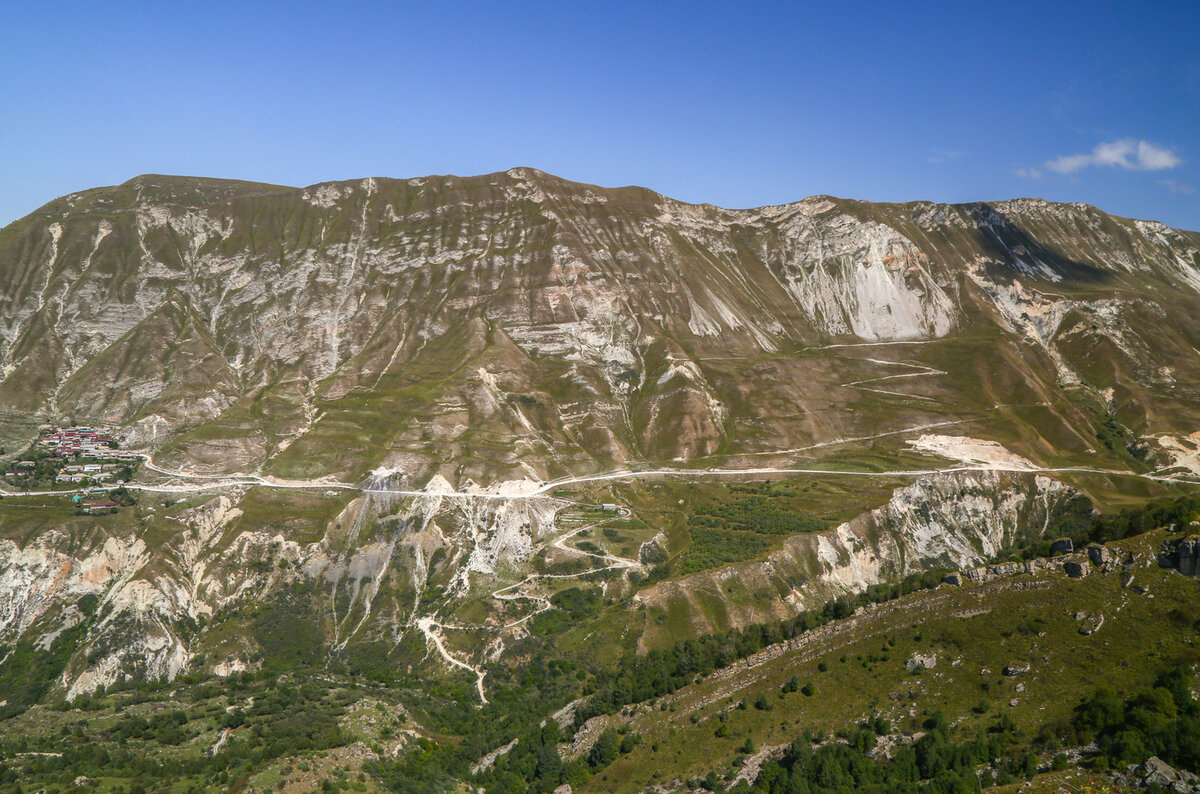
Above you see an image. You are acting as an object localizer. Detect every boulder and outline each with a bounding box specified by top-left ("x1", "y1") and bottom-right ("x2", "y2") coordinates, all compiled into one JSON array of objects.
[
  {"x1": 1087, "y1": 544, "x2": 1113, "y2": 567},
  {"x1": 1003, "y1": 664, "x2": 1029, "y2": 677},
  {"x1": 1176, "y1": 536, "x2": 1200, "y2": 577},
  {"x1": 1050, "y1": 538, "x2": 1074, "y2": 556},
  {"x1": 905, "y1": 653, "x2": 937, "y2": 672},
  {"x1": 1138, "y1": 756, "x2": 1180, "y2": 787},
  {"x1": 943, "y1": 572, "x2": 963, "y2": 586},
  {"x1": 1077, "y1": 613, "x2": 1104, "y2": 635},
  {"x1": 1064, "y1": 560, "x2": 1089, "y2": 578}
]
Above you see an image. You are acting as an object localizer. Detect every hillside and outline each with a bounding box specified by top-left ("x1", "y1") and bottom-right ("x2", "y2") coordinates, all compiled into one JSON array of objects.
[{"x1": 1, "y1": 171, "x2": 1200, "y2": 791}]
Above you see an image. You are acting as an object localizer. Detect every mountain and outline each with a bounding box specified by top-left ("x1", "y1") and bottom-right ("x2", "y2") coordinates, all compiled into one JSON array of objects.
[
  {"x1": 1, "y1": 170, "x2": 1199, "y2": 792},
  {"x1": 3, "y1": 169, "x2": 1200, "y2": 479}
]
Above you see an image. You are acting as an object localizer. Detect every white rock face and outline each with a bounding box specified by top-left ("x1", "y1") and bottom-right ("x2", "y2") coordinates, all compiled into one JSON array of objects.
[
  {"x1": 853, "y1": 472, "x2": 1067, "y2": 568},
  {"x1": 640, "y1": 471, "x2": 1071, "y2": 631},
  {"x1": 1153, "y1": 431, "x2": 1200, "y2": 478},
  {"x1": 0, "y1": 470, "x2": 582, "y2": 698},
  {"x1": 907, "y1": 435, "x2": 1037, "y2": 470},
  {"x1": 0, "y1": 493, "x2": 334, "y2": 697},
  {"x1": 0, "y1": 529, "x2": 191, "y2": 697},
  {"x1": 448, "y1": 487, "x2": 565, "y2": 590},
  {"x1": 773, "y1": 213, "x2": 959, "y2": 341}
]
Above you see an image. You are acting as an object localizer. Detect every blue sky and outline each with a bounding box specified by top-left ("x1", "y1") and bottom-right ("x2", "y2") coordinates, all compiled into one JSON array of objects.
[{"x1": 2, "y1": 1, "x2": 1198, "y2": 229}]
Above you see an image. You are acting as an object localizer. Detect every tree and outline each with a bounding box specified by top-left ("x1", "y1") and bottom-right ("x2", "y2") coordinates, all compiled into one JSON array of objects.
[
  {"x1": 588, "y1": 729, "x2": 619, "y2": 768},
  {"x1": 533, "y1": 741, "x2": 562, "y2": 784},
  {"x1": 1074, "y1": 689, "x2": 1125, "y2": 739}
]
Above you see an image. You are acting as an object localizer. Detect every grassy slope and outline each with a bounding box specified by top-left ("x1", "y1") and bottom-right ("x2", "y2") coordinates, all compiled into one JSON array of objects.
[{"x1": 577, "y1": 529, "x2": 1200, "y2": 793}]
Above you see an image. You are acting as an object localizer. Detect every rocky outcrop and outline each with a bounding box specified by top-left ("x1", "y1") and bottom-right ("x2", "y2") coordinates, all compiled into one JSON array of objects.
[
  {"x1": 638, "y1": 539, "x2": 667, "y2": 566},
  {"x1": 1115, "y1": 756, "x2": 1200, "y2": 792},
  {"x1": 0, "y1": 494, "x2": 340, "y2": 697},
  {"x1": 0, "y1": 476, "x2": 580, "y2": 700},
  {"x1": 0, "y1": 529, "x2": 200, "y2": 697},
  {"x1": 637, "y1": 471, "x2": 1073, "y2": 637},
  {"x1": 962, "y1": 558, "x2": 1049, "y2": 583}
]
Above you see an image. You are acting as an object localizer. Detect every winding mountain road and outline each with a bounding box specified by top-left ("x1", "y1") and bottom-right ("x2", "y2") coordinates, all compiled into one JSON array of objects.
[
  {"x1": 416, "y1": 617, "x2": 490, "y2": 704},
  {"x1": 416, "y1": 511, "x2": 643, "y2": 704},
  {"x1": 4, "y1": 451, "x2": 1200, "y2": 503}
]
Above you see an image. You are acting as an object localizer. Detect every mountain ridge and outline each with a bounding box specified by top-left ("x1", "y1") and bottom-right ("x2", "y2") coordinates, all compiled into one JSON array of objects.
[{"x1": 16, "y1": 167, "x2": 1200, "y2": 234}]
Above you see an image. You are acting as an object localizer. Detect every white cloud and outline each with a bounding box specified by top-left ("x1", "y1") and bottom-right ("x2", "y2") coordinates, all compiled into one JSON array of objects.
[
  {"x1": 926, "y1": 148, "x2": 965, "y2": 164},
  {"x1": 1137, "y1": 142, "x2": 1184, "y2": 170},
  {"x1": 1158, "y1": 178, "x2": 1196, "y2": 196},
  {"x1": 1045, "y1": 152, "x2": 1095, "y2": 174},
  {"x1": 1043, "y1": 138, "x2": 1183, "y2": 175},
  {"x1": 1014, "y1": 167, "x2": 1043, "y2": 179}
]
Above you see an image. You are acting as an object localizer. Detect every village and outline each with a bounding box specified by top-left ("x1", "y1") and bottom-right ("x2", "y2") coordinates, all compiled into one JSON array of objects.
[{"x1": 1, "y1": 425, "x2": 139, "y2": 513}]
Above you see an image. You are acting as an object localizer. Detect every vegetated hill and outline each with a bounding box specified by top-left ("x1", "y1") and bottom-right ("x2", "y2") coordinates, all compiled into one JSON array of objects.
[{"x1": 1, "y1": 171, "x2": 1200, "y2": 791}]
